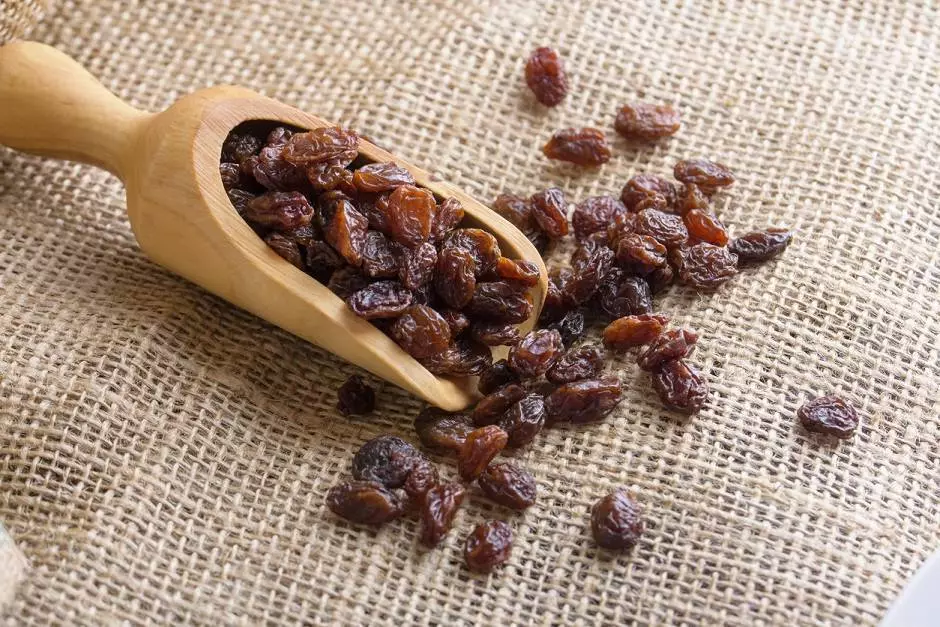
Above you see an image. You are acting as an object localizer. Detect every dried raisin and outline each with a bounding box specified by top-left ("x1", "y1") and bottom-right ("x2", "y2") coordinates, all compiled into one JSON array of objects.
[
  {"x1": 543, "y1": 128, "x2": 612, "y2": 166},
  {"x1": 347, "y1": 280, "x2": 413, "y2": 319},
  {"x1": 457, "y1": 425, "x2": 508, "y2": 480},
  {"x1": 545, "y1": 377, "x2": 623, "y2": 423},
  {"x1": 684, "y1": 209, "x2": 729, "y2": 246},
  {"x1": 572, "y1": 196, "x2": 628, "y2": 240},
  {"x1": 386, "y1": 184, "x2": 436, "y2": 247},
  {"x1": 524, "y1": 47, "x2": 568, "y2": 107},
  {"x1": 326, "y1": 481, "x2": 406, "y2": 525},
  {"x1": 674, "y1": 159, "x2": 735, "y2": 193},
  {"x1": 508, "y1": 329, "x2": 564, "y2": 378},
  {"x1": 651, "y1": 359, "x2": 709, "y2": 414},
  {"x1": 434, "y1": 247, "x2": 477, "y2": 309},
  {"x1": 591, "y1": 489, "x2": 644, "y2": 550},
  {"x1": 636, "y1": 328, "x2": 698, "y2": 371},
  {"x1": 336, "y1": 374, "x2": 376, "y2": 416},
  {"x1": 351, "y1": 435, "x2": 423, "y2": 488},
  {"x1": 471, "y1": 322, "x2": 521, "y2": 347},
  {"x1": 797, "y1": 395, "x2": 859, "y2": 438},
  {"x1": 390, "y1": 305, "x2": 451, "y2": 359},
  {"x1": 479, "y1": 463, "x2": 537, "y2": 510},
  {"x1": 603, "y1": 314, "x2": 669, "y2": 350},
  {"x1": 325, "y1": 199, "x2": 369, "y2": 266},
  {"x1": 546, "y1": 345, "x2": 606, "y2": 383},
  {"x1": 614, "y1": 103, "x2": 681, "y2": 140},
  {"x1": 420, "y1": 482, "x2": 466, "y2": 547},
  {"x1": 414, "y1": 408, "x2": 475, "y2": 451},
  {"x1": 529, "y1": 188, "x2": 570, "y2": 238},
  {"x1": 243, "y1": 191, "x2": 314, "y2": 231},
  {"x1": 728, "y1": 229, "x2": 792, "y2": 264},
  {"x1": 499, "y1": 393, "x2": 546, "y2": 448},
  {"x1": 676, "y1": 243, "x2": 739, "y2": 289},
  {"x1": 464, "y1": 520, "x2": 513, "y2": 573},
  {"x1": 471, "y1": 384, "x2": 527, "y2": 426},
  {"x1": 478, "y1": 360, "x2": 521, "y2": 395},
  {"x1": 621, "y1": 174, "x2": 677, "y2": 212},
  {"x1": 352, "y1": 162, "x2": 415, "y2": 192}
]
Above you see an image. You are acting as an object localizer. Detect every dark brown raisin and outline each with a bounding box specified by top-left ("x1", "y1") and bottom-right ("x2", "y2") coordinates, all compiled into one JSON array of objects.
[
  {"x1": 221, "y1": 131, "x2": 262, "y2": 165},
  {"x1": 566, "y1": 245, "x2": 615, "y2": 305},
  {"x1": 546, "y1": 345, "x2": 606, "y2": 384},
  {"x1": 326, "y1": 481, "x2": 406, "y2": 525},
  {"x1": 684, "y1": 209, "x2": 729, "y2": 246},
  {"x1": 508, "y1": 329, "x2": 564, "y2": 378},
  {"x1": 414, "y1": 408, "x2": 475, "y2": 451},
  {"x1": 524, "y1": 46, "x2": 568, "y2": 107},
  {"x1": 440, "y1": 309, "x2": 470, "y2": 337},
  {"x1": 359, "y1": 192, "x2": 392, "y2": 233},
  {"x1": 457, "y1": 425, "x2": 508, "y2": 480},
  {"x1": 676, "y1": 184, "x2": 710, "y2": 215},
  {"x1": 499, "y1": 393, "x2": 546, "y2": 448},
  {"x1": 572, "y1": 196, "x2": 628, "y2": 240},
  {"x1": 306, "y1": 240, "x2": 346, "y2": 276},
  {"x1": 283, "y1": 127, "x2": 358, "y2": 167},
  {"x1": 245, "y1": 144, "x2": 309, "y2": 191},
  {"x1": 336, "y1": 374, "x2": 376, "y2": 416},
  {"x1": 360, "y1": 230, "x2": 400, "y2": 278},
  {"x1": 420, "y1": 482, "x2": 466, "y2": 547},
  {"x1": 545, "y1": 377, "x2": 623, "y2": 423},
  {"x1": 306, "y1": 162, "x2": 355, "y2": 192},
  {"x1": 220, "y1": 162, "x2": 245, "y2": 191},
  {"x1": 529, "y1": 188, "x2": 570, "y2": 238},
  {"x1": 243, "y1": 191, "x2": 314, "y2": 231},
  {"x1": 674, "y1": 159, "x2": 735, "y2": 193},
  {"x1": 390, "y1": 305, "x2": 451, "y2": 359},
  {"x1": 596, "y1": 270, "x2": 653, "y2": 318},
  {"x1": 325, "y1": 200, "x2": 369, "y2": 266},
  {"x1": 651, "y1": 359, "x2": 709, "y2": 414},
  {"x1": 351, "y1": 435, "x2": 423, "y2": 488},
  {"x1": 421, "y1": 339, "x2": 493, "y2": 376},
  {"x1": 676, "y1": 243, "x2": 739, "y2": 289},
  {"x1": 464, "y1": 520, "x2": 513, "y2": 573},
  {"x1": 445, "y1": 228, "x2": 502, "y2": 276},
  {"x1": 398, "y1": 242, "x2": 438, "y2": 290},
  {"x1": 492, "y1": 257, "x2": 540, "y2": 287},
  {"x1": 615, "y1": 233, "x2": 668, "y2": 275},
  {"x1": 283, "y1": 223, "x2": 319, "y2": 247},
  {"x1": 614, "y1": 103, "x2": 681, "y2": 140},
  {"x1": 467, "y1": 282, "x2": 533, "y2": 324},
  {"x1": 385, "y1": 184, "x2": 436, "y2": 247},
  {"x1": 728, "y1": 229, "x2": 793, "y2": 264},
  {"x1": 471, "y1": 384, "x2": 527, "y2": 426},
  {"x1": 491, "y1": 194, "x2": 533, "y2": 230},
  {"x1": 227, "y1": 188, "x2": 256, "y2": 217},
  {"x1": 478, "y1": 360, "x2": 521, "y2": 395},
  {"x1": 797, "y1": 395, "x2": 859, "y2": 439},
  {"x1": 621, "y1": 174, "x2": 677, "y2": 212},
  {"x1": 327, "y1": 267, "x2": 371, "y2": 299},
  {"x1": 263, "y1": 232, "x2": 304, "y2": 269},
  {"x1": 603, "y1": 314, "x2": 669, "y2": 350},
  {"x1": 347, "y1": 280, "x2": 413, "y2": 319},
  {"x1": 646, "y1": 264, "x2": 675, "y2": 294},
  {"x1": 434, "y1": 247, "x2": 477, "y2": 309},
  {"x1": 471, "y1": 322, "x2": 521, "y2": 347},
  {"x1": 403, "y1": 458, "x2": 440, "y2": 504},
  {"x1": 545, "y1": 309, "x2": 586, "y2": 346},
  {"x1": 479, "y1": 463, "x2": 537, "y2": 510},
  {"x1": 636, "y1": 329, "x2": 698, "y2": 371},
  {"x1": 543, "y1": 128, "x2": 612, "y2": 166},
  {"x1": 539, "y1": 267, "x2": 575, "y2": 323},
  {"x1": 591, "y1": 489, "x2": 644, "y2": 550},
  {"x1": 635, "y1": 208, "x2": 688, "y2": 247},
  {"x1": 352, "y1": 162, "x2": 415, "y2": 192},
  {"x1": 430, "y1": 197, "x2": 465, "y2": 243},
  {"x1": 264, "y1": 126, "x2": 294, "y2": 148}
]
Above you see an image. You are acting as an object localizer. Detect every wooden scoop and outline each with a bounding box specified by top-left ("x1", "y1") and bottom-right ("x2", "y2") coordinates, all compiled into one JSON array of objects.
[{"x1": 0, "y1": 41, "x2": 547, "y2": 411}]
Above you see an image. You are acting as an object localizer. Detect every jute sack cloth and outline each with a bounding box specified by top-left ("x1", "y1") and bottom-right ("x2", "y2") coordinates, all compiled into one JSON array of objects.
[{"x1": 1, "y1": 0, "x2": 938, "y2": 624}]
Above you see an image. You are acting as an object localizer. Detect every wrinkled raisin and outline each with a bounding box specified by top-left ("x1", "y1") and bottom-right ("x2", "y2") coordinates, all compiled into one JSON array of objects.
[
  {"x1": 386, "y1": 184, "x2": 436, "y2": 247},
  {"x1": 615, "y1": 233, "x2": 668, "y2": 275},
  {"x1": 264, "y1": 232, "x2": 304, "y2": 269},
  {"x1": 545, "y1": 309, "x2": 586, "y2": 346},
  {"x1": 499, "y1": 393, "x2": 546, "y2": 448},
  {"x1": 328, "y1": 267, "x2": 371, "y2": 299},
  {"x1": 471, "y1": 322, "x2": 521, "y2": 346},
  {"x1": 421, "y1": 338, "x2": 493, "y2": 376},
  {"x1": 492, "y1": 257, "x2": 540, "y2": 287},
  {"x1": 352, "y1": 162, "x2": 415, "y2": 192},
  {"x1": 635, "y1": 208, "x2": 688, "y2": 247},
  {"x1": 596, "y1": 270, "x2": 653, "y2": 318},
  {"x1": 684, "y1": 209, "x2": 729, "y2": 246},
  {"x1": 434, "y1": 247, "x2": 477, "y2": 309},
  {"x1": 651, "y1": 359, "x2": 709, "y2": 414},
  {"x1": 646, "y1": 264, "x2": 675, "y2": 294},
  {"x1": 445, "y1": 228, "x2": 502, "y2": 276},
  {"x1": 479, "y1": 463, "x2": 537, "y2": 510},
  {"x1": 283, "y1": 127, "x2": 358, "y2": 167},
  {"x1": 591, "y1": 489, "x2": 644, "y2": 550},
  {"x1": 325, "y1": 200, "x2": 369, "y2": 266},
  {"x1": 546, "y1": 345, "x2": 606, "y2": 384},
  {"x1": 360, "y1": 230, "x2": 400, "y2": 278},
  {"x1": 676, "y1": 184, "x2": 709, "y2": 214},
  {"x1": 508, "y1": 329, "x2": 564, "y2": 378},
  {"x1": 614, "y1": 103, "x2": 681, "y2": 140},
  {"x1": 306, "y1": 162, "x2": 355, "y2": 192},
  {"x1": 351, "y1": 435, "x2": 423, "y2": 488},
  {"x1": 227, "y1": 188, "x2": 256, "y2": 217},
  {"x1": 420, "y1": 482, "x2": 466, "y2": 546},
  {"x1": 245, "y1": 144, "x2": 308, "y2": 191},
  {"x1": 265, "y1": 126, "x2": 294, "y2": 148},
  {"x1": 545, "y1": 377, "x2": 623, "y2": 423},
  {"x1": 359, "y1": 192, "x2": 392, "y2": 233},
  {"x1": 467, "y1": 282, "x2": 533, "y2": 324},
  {"x1": 566, "y1": 245, "x2": 615, "y2": 305},
  {"x1": 471, "y1": 384, "x2": 527, "y2": 426},
  {"x1": 390, "y1": 305, "x2": 451, "y2": 359},
  {"x1": 431, "y1": 197, "x2": 465, "y2": 243},
  {"x1": 464, "y1": 520, "x2": 513, "y2": 573},
  {"x1": 222, "y1": 132, "x2": 262, "y2": 165},
  {"x1": 347, "y1": 280, "x2": 413, "y2": 319},
  {"x1": 243, "y1": 191, "x2": 314, "y2": 231},
  {"x1": 306, "y1": 240, "x2": 346, "y2": 277},
  {"x1": 326, "y1": 481, "x2": 406, "y2": 525},
  {"x1": 728, "y1": 229, "x2": 792, "y2": 264},
  {"x1": 572, "y1": 196, "x2": 628, "y2": 240},
  {"x1": 539, "y1": 267, "x2": 575, "y2": 323},
  {"x1": 524, "y1": 47, "x2": 568, "y2": 107},
  {"x1": 674, "y1": 159, "x2": 735, "y2": 193},
  {"x1": 220, "y1": 162, "x2": 245, "y2": 191},
  {"x1": 621, "y1": 174, "x2": 677, "y2": 212},
  {"x1": 414, "y1": 408, "x2": 475, "y2": 451},
  {"x1": 543, "y1": 128, "x2": 612, "y2": 166},
  {"x1": 491, "y1": 194, "x2": 533, "y2": 230},
  {"x1": 398, "y1": 242, "x2": 438, "y2": 290},
  {"x1": 637, "y1": 328, "x2": 698, "y2": 371},
  {"x1": 403, "y1": 458, "x2": 440, "y2": 504},
  {"x1": 529, "y1": 188, "x2": 570, "y2": 238},
  {"x1": 603, "y1": 314, "x2": 669, "y2": 350},
  {"x1": 676, "y1": 243, "x2": 739, "y2": 289},
  {"x1": 336, "y1": 374, "x2": 376, "y2": 416},
  {"x1": 797, "y1": 395, "x2": 859, "y2": 438},
  {"x1": 478, "y1": 360, "x2": 521, "y2": 395},
  {"x1": 457, "y1": 425, "x2": 508, "y2": 480}
]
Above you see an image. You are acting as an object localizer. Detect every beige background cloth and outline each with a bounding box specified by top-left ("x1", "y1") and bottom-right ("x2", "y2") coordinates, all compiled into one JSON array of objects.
[{"x1": 1, "y1": 0, "x2": 938, "y2": 624}]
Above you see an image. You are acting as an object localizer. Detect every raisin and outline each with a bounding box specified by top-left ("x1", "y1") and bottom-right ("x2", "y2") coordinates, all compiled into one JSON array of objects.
[
  {"x1": 545, "y1": 309, "x2": 586, "y2": 346},
  {"x1": 684, "y1": 209, "x2": 729, "y2": 246},
  {"x1": 283, "y1": 127, "x2": 358, "y2": 167},
  {"x1": 615, "y1": 233, "x2": 668, "y2": 275},
  {"x1": 676, "y1": 243, "x2": 739, "y2": 289},
  {"x1": 264, "y1": 232, "x2": 304, "y2": 269},
  {"x1": 539, "y1": 267, "x2": 575, "y2": 322},
  {"x1": 591, "y1": 489, "x2": 644, "y2": 550},
  {"x1": 457, "y1": 425, "x2": 508, "y2": 480},
  {"x1": 471, "y1": 322, "x2": 520, "y2": 347},
  {"x1": 545, "y1": 377, "x2": 623, "y2": 423},
  {"x1": 445, "y1": 229, "x2": 502, "y2": 276},
  {"x1": 614, "y1": 103, "x2": 681, "y2": 140},
  {"x1": 403, "y1": 458, "x2": 440, "y2": 504},
  {"x1": 336, "y1": 374, "x2": 376, "y2": 416},
  {"x1": 572, "y1": 196, "x2": 628, "y2": 240},
  {"x1": 524, "y1": 46, "x2": 568, "y2": 107},
  {"x1": 607, "y1": 212, "x2": 639, "y2": 248},
  {"x1": 566, "y1": 245, "x2": 615, "y2": 305},
  {"x1": 471, "y1": 384, "x2": 527, "y2": 426},
  {"x1": 283, "y1": 224, "x2": 319, "y2": 247},
  {"x1": 326, "y1": 481, "x2": 406, "y2": 525},
  {"x1": 440, "y1": 309, "x2": 470, "y2": 337},
  {"x1": 491, "y1": 194, "x2": 533, "y2": 231},
  {"x1": 621, "y1": 174, "x2": 677, "y2": 212},
  {"x1": 264, "y1": 126, "x2": 294, "y2": 148},
  {"x1": 464, "y1": 520, "x2": 513, "y2": 573},
  {"x1": 728, "y1": 229, "x2": 792, "y2": 264},
  {"x1": 386, "y1": 184, "x2": 436, "y2": 248},
  {"x1": 467, "y1": 282, "x2": 533, "y2": 324},
  {"x1": 220, "y1": 162, "x2": 245, "y2": 191},
  {"x1": 421, "y1": 339, "x2": 493, "y2": 376},
  {"x1": 390, "y1": 305, "x2": 451, "y2": 359},
  {"x1": 325, "y1": 199, "x2": 369, "y2": 266},
  {"x1": 351, "y1": 435, "x2": 423, "y2": 488},
  {"x1": 433, "y1": 247, "x2": 477, "y2": 309},
  {"x1": 227, "y1": 188, "x2": 256, "y2": 217},
  {"x1": 529, "y1": 188, "x2": 570, "y2": 238},
  {"x1": 543, "y1": 128, "x2": 612, "y2": 166},
  {"x1": 478, "y1": 360, "x2": 521, "y2": 395},
  {"x1": 359, "y1": 192, "x2": 392, "y2": 233},
  {"x1": 546, "y1": 345, "x2": 606, "y2": 384},
  {"x1": 352, "y1": 162, "x2": 415, "y2": 192},
  {"x1": 243, "y1": 191, "x2": 314, "y2": 231},
  {"x1": 360, "y1": 230, "x2": 400, "y2": 278},
  {"x1": 398, "y1": 242, "x2": 438, "y2": 290},
  {"x1": 420, "y1": 482, "x2": 466, "y2": 547},
  {"x1": 347, "y1": 280, "x2": 413, "y2": 319},
  {"x1": 646, "y1": 264, "x2": 675, "y2": 294},
  {"x1": 676, "y1": 184, "x2": 710, "y2": 215},
  {"x1": 414, "y1": 408, "x2": 475, "y2": 451},
  {"x1": 508, "y1": 329, "x2": 564, "y2": 378},
  {"x1": 651, "y1": 359, "x2": 709, "y2": 414},
  {"x1": 635, "y1": 208, "x2": 688, "y2": 248},
  {"x1": 306, "y1": 240, "x2": 345, "y2": 274},
  {"x1": 498, "y1": 393, "x2": 546, "y2": 448},
  {"x1": 492, "y1": 257, "x2": 540, "y2": 287},
  {"x1": 674, "y1": 159, "x2": 735, "y2": 193},
  {"x1": 636, "y1": 329, "x2": 698, "y2": 371},
  {"x1": 430, "y1": 197, "x2": 465, "y2": 243},
  {"x1": 479, "y1": 463, "x2": 537, "y2": 510},
  {"x1": 797, "y1": 395, "x2": 859, "y2": 438},
  {"x1": 328, "y1": 267, "x2": 371, "y2": 299},
  {"x1": 596, "y1": 270, "x2": 653, "y2": 318},
  {"x1": 221, "y1": 131, "x2": 262, "y2": 165},
  {"x1": 603, "y1": 314, "x2": 669, "y2": 350}
]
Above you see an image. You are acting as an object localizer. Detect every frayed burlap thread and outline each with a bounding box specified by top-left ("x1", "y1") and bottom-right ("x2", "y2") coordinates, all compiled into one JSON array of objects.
[{"x1": 1, "y1": 1, "x2": 938, "y2": 625}]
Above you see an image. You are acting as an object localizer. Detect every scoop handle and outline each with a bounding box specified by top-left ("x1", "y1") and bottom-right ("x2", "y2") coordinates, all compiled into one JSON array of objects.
[{"x1": 0, "y1": 41, "x2": 150, "y2": 180}]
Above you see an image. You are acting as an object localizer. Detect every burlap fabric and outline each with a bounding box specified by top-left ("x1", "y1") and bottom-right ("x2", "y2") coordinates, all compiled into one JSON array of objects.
[{"x1": 1, "y1": 0, "x2": 938, "y2": 624}]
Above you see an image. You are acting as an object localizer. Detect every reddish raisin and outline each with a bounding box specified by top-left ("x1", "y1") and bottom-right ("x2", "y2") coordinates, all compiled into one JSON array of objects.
[
  {"x1": 347, "y1": 280, "x2": 413, "y2": 319},
  {"x1": 471, "y1": 384, "x2": 527, "y2": 426},
  {"x1": 479, "y1": 463, "x2": 537, "y2": 510},
  {"x1": 478, "y1": 360, "x2": 521, "y2": 395},
  {"x1": 264, "y1": 126, "x2": 294, "y2": 148},
  {"x1": 524, "y1": 47, "x2": 568, "y2": 107},
  {"x1": 539, "y1": 267, "x2": 575, "y2": 323},
  {"x1": 728, "y1": 229, "x2": 793, "y2": 264},
  {"x1": 227, "y1": 188, "x2": 256, "y2": 217},
  {"x1": 674, "y1": 159, "x2": 735, "y2": 193},
  {"x1": 635, "y1": 208, "x2": 688, "y2": 248},
  {"x1": 359, "y1": 192, "x2": 392, "y2": 233},
  {"x1": 491, "y1": 194, "x2": 533, "y2": 230},
  {"x1": 220, "y1": 162, "x2": 245, "y2": 191},
  {"x1": 684, "y1": 209, "x2": 729, "y2": 246},
  {"x1": 471, "y1": 322, "x2": 521, "y2": 347},
  {"x1": 326, "y1": 481, "x2": 406, "y2": 525},
  {"x1": 467, "y1": 282, "x2": 533, "y2": 324},
  {"x1": 621, "y1": 174, "x2": 677, "y2": 212},
  {"x1": 676, "y1": 184, "x2": 710, "y2": 214},
  {"x1": 492, "y1": 257, "x2": 540, "y2": 287},
  {"x1": 283, "y1": 127, "x2": 358, "y2": 167},
  {"x1": 398, "y1": 242, "x2": 438, "y2": 290},
  {"x1": 545, "y1": 377, "x2": 623, "y2": 423},
  {"x1": 325, "y1": 200, "x2": 369, "y2": 266},
  {"x1": 243, "y1": 191, "x2": 314, "y2": 231},
  {"x1": 222, "y1": 132, "x2": 262, "y2": 164},
  {"x1": 464, "y1": 520, "x2": 513, "y2": 573},
  {"x1": 591, "y1": 489, "x2": 644, "y2": 550},
  {"x1": 596, "y1": 270, "x2": 653, "y2": 318},
  {"x1": 434, "y1": 247, "x2": 477, "y2": 309},
  {"x1": 546, "y1": 345, "x2": 606, "y2": 384},
  {"x1": 543, "y1": 128, "x2": 612, "y2": 166},
  {"x1": 797, "y1": 395, "x2": 859, "y2": 439},
  {"x1": 637, "y1": 329, "x2": 698, "y2": 371},
  {"x1": 352, "y1": 162, "x2": 415, "y2": 192},
  {"x1": 431, "y1": 197, "x2": 465, "y2": 243},
  {"x1": 651, "y1": 359, "x2": 709, "y2": 414},
  {"x1": 457, "y1": 425, "x2": 508, "y2": 480},
  {"x1": 403, "y1": 458, "x2": 440, "y2": 504},
  {"x1": 615, "y1": 233, "x2": 668, "y2": 275},
  {"x1": 360, "y1": 230, "x2": 400, "y2": 278},
  {"x1": 440, "y1": 309, "x2": 470, "y2": 337},
  {"x1": 676, "y1": 243, "x2": 739, "y2": 289},
  {"x1": 603, "y1": 314, "x2": 669, "y2": 350},
  {"x1": 614, "y1": 103, "x2": 680, "y2": 140},
  {"x1": 566, "y1": 245, "x2": 615, "y2": 305},
  {"x1": 529, "y1": 188, "x2": 570, "y2": 238},
  {"x1": 264, "y1": 232, "x2": 304, "y2": 269},
  {"x1": 352, "y1": 435, "x2": 423, "y2": 488},
  {"x1": 390, "y1": 305, "x2": 451, "y2": 359},
  {"x1": 336, "y1": 374, "x2": 376, "y2": 416},
  {"x1": 508, "y1": 329, "x2": 564, "y2": 378},
  {"x1": 306, "y1": 163, "x2": 355, "y2": 192},
  {"x1": 414, "y1": 408, "x2": 475, "y2": 451},
  {"x1": 499, "y1": 393, "x2": 546, "y2": 448},
  {"x1": 419, "y1": 482, "x2": 466, "y2": 546},
  {"x1": 606, "y1": 212, "x2": 639, "y2": 248},
  {"x1": 545, "y1": 309, "x2": 586, "y2": 346},
  {"x1": 386, "y1": 184, "x2": 436, "y2": 247},
  {"x1": 572, "y1": 196, "x2": 628, "y2": 240},
  {"x1": 445, "y1": 228, "x2": 502, "y2": 276}
]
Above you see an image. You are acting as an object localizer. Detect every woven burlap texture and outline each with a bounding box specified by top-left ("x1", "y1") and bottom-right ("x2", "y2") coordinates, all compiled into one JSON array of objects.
[
  {"x1": 0, "y1": 0, "x2": 44, "y2": 44},
  {"x1": 2, "y1": 0, "x2": 939, "y2": 625}
]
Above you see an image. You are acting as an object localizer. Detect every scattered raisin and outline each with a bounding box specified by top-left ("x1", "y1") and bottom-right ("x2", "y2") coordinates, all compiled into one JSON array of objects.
[
  {"x1": 499, "y1": 393, "x2": 546, "y2": 448},
  {"x1": 676, "y1": 243, "x2": 739, "y2": 289},
  {"x1": 797, "y1": 395, "x2": 859, "y2": 438},
  {"x1": 471, "y1": 384, "x2": 527, "y2": 426},
  {"x1": 728, "y1": 229, "x2": 792, "y2": 264},
  {"x1": 464, "y1": 520, "x2": 513, "y2": 573},
  {"x1": 414, "y1": 408, "x2": 475, "y2": 451},
  {"x1": 614, "y1": 103, "x2": 681, "y2": 140},
  {"x1": 596, "y1": 270, "x2": 653, "y2": 318},
  {"x1": 591, "y1": 489, "x2": 644, "y2": 550},
  {"x1": 684, "y1": 209, "x2": 729, "y2": 246},
  {"x1": 635, "y1": 208, "x2": 688, "y2": 247},
  {"x1": 434, "y1": 247, "x2": 477, "y2": 309},
  {"x1": 545, "y1": 377, "x2": 623, "y2": 423},
  {"x1": 615, "y1": 233, "x2": 668, "y2": 275},
  {"x1": 545, "y1": 309, "x2": 586, "y2": 346},
  {"x1": 546, "y1": 345, "x2": 606, "y2": 384},
  {"x1": 336, "y1": 374, "x2": 376, "y2": 416},
  {"x1": 390, "y1": 305, "x2": 452, "y2": 359},
  {"x1": 467, "y1": 282, "x2": 533, "y2": 324},
  {"x1": 263, "y1": 232, "x2": 304, "y2": 269},
  {"x1": 471, "y1": 322, "x2": 521, "y2": 346},
  {"x1": 351, "y1": 435, "x2": 423, "y2": 488},
  {"x1": 651, "y1": 359, "x2": 709, "y2": 414},
  {"x1": 524, "y1": 47, "x2": 568, "y2": 107},
  {"x1": 352, "y1": 162, "x2": 415, "y2": 192},
  {"x1": 491, "y1": 194, "x2": 533, "y2": 230},
  {"x1": 543, "y1": 128, "x2": 612, "y2": 166},
  {"x1": 636, "y1": 328, "x2": 698, "y2": 371},
  {"x1": 621, "y1": 174, "x2": 677, "y2": 212},
  {"x1": 243, "y1": 191, "x2": 314, "y2": 231},
  {"x1": 530, "y1": 188, "x2": 570, "y2": 238},
  {"x1": 347, "y1": 280, "x2": 413, "y2": 319},
  {"x1": 457, "y1": 425, "x2": 508, "y2": 480},
  {"x1": 674, "y1": 159, "x2": 735, "y2": 193},
  {"x1": 479, "y1": 463, "x2": 537, "y2": 510},
  {"x1": 419, "y1": 482, "x2": 466, "y2": 546},
  {"x1": 403, "y1": 458, "x2": 440, "y2": 504},
  {"x1": 572, "y1": 196, "x2": 628, "y2": 240},
  {"x1": 326, "y1": 481, "x2": 406, "y2": 525},
  {"x1": 603, "y1": 314, "x2": 669, "y2": 350},
  {"x1": 385, "y1": 184, "x2": 436, "y2": 247},
  {"x1": 566, "y1": 245, "x2": 615, "y2": 305},
  {"x1": 478, "y1": 360, "x2": 521, "y2": 395},
  {"x1": 508, "y1": 329, "x2": 564, "y2": 378}
]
